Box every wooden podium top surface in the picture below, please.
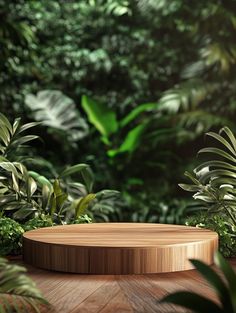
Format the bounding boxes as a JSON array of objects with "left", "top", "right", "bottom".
[{"left": 23, "top": 223, "right": 218, "bottom": 248}]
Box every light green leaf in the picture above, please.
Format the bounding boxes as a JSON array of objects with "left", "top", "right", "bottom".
[
  {"left": 75, "top": 193, "right": 96, "bottom": 218},
  {"left": 120, "top": 103, "right": 156, "bottom": 128},
  {"left": 108, "top": 123, "right": 146, "bottom": 157},
  {"left": 198, "top": 147, "right": 236, "bottom": 163},
  {"left": 0, "top": 113, "right": 13, "bottom": 134},
  {"left": 206, "top": 132, "right": 236, "bottom": 156},
  {"left": 220, "top": 127, "right": 236, "bottom": 153},
  {"left": 178, "top": 184, "right": 201, "bottom": 192},
  {"left": 60, "top": 164, "right": 88, "bottom": 178},
  {"left": 81, "top": 95, "right": 118, "bottom": 139}
]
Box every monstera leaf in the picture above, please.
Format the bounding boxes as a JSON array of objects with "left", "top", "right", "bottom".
[{"left": 25, "top": 90, "right": 88, "bottom": 141}]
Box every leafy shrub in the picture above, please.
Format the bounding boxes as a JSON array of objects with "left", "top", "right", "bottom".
[
  {"left": 23, "top": 215, "right": 53, "bottom": 232},
  {"left": 0, "top": 218, "right": 24, "bottom": 256},
  {"left": 180, "top": 126, "right": 236, "bottom": 256},
  {"left": 0, "top": 112, "right": 119, "bottom": 224},
  {"left": 70, "top": 214, "right": 92, "bottom": 224},
  {"left": 186, "top": 212, "right": 236, "bottom": 257}
]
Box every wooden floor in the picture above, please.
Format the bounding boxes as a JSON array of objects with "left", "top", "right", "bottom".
[{"left": 20, "top": 258, "right": 236, "bottom": 313}]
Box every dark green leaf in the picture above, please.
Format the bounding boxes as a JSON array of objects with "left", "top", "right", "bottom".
[{"left": 161, "top": 291, "right": 222, "bottom": 313}]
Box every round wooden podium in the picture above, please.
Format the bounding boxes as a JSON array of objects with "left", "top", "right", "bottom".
[{"left": 23, "top": 223, "right": 218, "bottom": 274}]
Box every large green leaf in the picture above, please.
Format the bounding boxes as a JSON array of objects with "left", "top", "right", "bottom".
[
  {"left": 120, "top": 103, "right": 157, "bottom": 128},
  {"left": 214, "top": 252, "right": 236, "bottom": 312},
  {"left": 60, "top": 164, "right": 88, "bottom": 178},
  {"left": 74, "top": 193, "right": 96, "bottom": 218},
  {"left": 25, "top": 90, "right": 88, "bottom": 141},
  {"left": 190, "top": 258, "right": 232, "bottom": 311},
  {"left": 81, "top": 95, "right": 118, "bottom": 139},
  {"left": 108, "top": 123, "right": 146, "bottom": 157},
  {"left": 161, "top": 291, "right": 222, "bottom": 313}
]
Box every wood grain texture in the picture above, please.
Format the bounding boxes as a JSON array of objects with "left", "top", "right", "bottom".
[
  {"left": 23, "top": 223, "right": 218, "bottom": 274},
  {"left": 18, "top": 258, "right": 236, "bottom": 313}
]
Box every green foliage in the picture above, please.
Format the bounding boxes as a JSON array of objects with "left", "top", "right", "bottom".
[
  {"left": 23, "top": 215, "right": 53, "bottom": 232},
  {"left": 180, "top": 127, "right": 236, "bottom": 228},
  {"left": 161, "top": 251, "right": 236, "bottom": 313},
  {"left": 25, "top": 90, "right": 88, "bottom": 142},
  {"left": 81, "top": 95, "right": 155, "bottom": 157},
  {"left": 70, "top": 214, "right": 92, "bottom": 225},
  {"left": 180, "top": 127, "right": 236, "bottom": 256},
  {"left": 0, "top": 218, "right": 24, "bottom": 256},
  {"left": 0, "top": 113, "right": 39, "bottom": 160},
  {"left": 2, "top": 0, "right": 236, "bottom": 225},
  {"left": 81, "top": 95, "right": 118, "bottom": 140},
  {"left": 186, "top": 212, "right": 236, "bottom": 257},
  {"left": 0, "top": 113, "right": 118, "bottom": 224},
  {"left": 0, "top": 257, "right": 51, "bottom": 312}
]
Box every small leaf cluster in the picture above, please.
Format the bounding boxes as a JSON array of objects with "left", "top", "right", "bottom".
[
  {"left": 186, "top": 212, "right": 236, "bottom": 257},
  {"left": 0, "top": 112, "right": 119, "bottom": 255},
  {"left": 0, "top": 218, "right": 24, "bottom": 256}
]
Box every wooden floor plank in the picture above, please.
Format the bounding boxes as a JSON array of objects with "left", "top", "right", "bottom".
[
  {"left": 71, "top": 279, "right": 132, "bottom": 313},
  {"left": 13, "top": 259, "right": 236, "bottom": 313},
  {"left": 98, "top": 288, "right": 134, "bottom": 313}
]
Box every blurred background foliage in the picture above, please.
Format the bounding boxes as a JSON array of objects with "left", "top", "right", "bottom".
[{"left": 1, "top": 0, "right": 236, "bottom": 224}]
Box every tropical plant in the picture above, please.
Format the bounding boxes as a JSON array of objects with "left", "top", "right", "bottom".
[
  {"left": 155, "top": 1, "right": 236, "bottom": 138},
  {"left": 180, "top": 126, "right": 236, "bottom": 256},
  {"left": 25, "top": 90, "right": 88, "bottom": 142},
  {"left": 78, "top": 94, "right": 156, "bottom": 157},
  {"left": 0, "top": 113, "right": 39, "bottom": 160},
  {"left": 186, "top": 212, "right": 236, "bottom": 257},
  {"left": 161, "top": 251, "right": 236, "bottom": 313},
  {"left": 0, "top": 112, "right": 119, "bottom": 224},
  {"left": 0, "top": 257, "right": 52, "bottom": 313},
  {"left": 0, "top": 218, "right": 24, "bottom": 256},
  {"left": 180, "top": 127, "right": 236, "bottom": 227}
]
